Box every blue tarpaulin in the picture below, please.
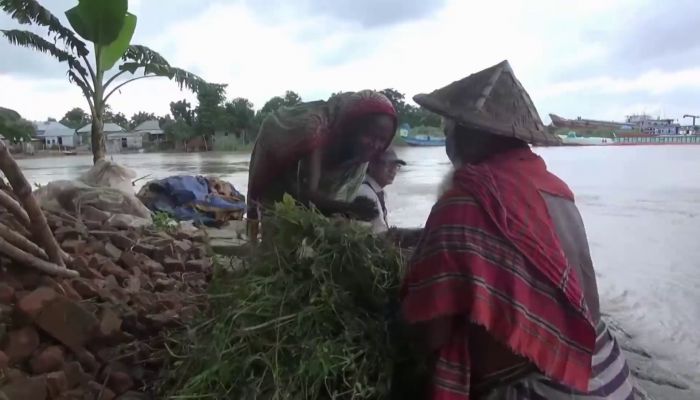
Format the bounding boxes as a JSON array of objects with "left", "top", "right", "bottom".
[{"left": 138, "top": 175, "right": 246, "bottom": 226}]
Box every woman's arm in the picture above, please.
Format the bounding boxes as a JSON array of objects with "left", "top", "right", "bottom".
[{"left": 293, "top": 149, "right": 377, "bottom": 219}]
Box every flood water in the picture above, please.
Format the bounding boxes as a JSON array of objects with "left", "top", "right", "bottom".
[{"left": 16, "top": 145, "right": 700, "bottom": 387}]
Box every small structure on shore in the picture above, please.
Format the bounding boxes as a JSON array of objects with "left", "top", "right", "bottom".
[
  {"left": 133, "top": 119, "right": 165, "bottom": 144},
  {"left": 35, "top": 121, "right": 77, "bottom": 149}
]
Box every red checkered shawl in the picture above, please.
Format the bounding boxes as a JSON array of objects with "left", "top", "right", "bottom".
[{"left": 401, "top": 147, "right": 595, "bottom": 399}]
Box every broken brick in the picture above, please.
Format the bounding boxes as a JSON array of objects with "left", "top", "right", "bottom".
[
  {"left": 99, "top": 261, "right": 130, "bottom": 281},
  {"left": 98, "top": 308, "right": 122, "bottom": 339},
  {"left": 0, "top": 374, "right": 47, "bottom": 400},
  {"left": 61, "top": 239, "right": 87, "bottom": 254},
  {"left": 3, "top": 326, "right": 40, "bottom": 365},
  {"left": 185, "top": 259, "right": 212, "bottom": 272},
  {"left": 104, "top": 242, "right": 122, "bottom": 260},
  {"left": 162, "top": 257, "right": 185, "bottom": 273},
  {"left": 119, "top": 252, "right": 140, "bottom": 271},
  {"left": 18, "top": 288, "right": 58, "bottom": 318},
  {"left": 88, "top": 381, "right": 116, "bottom": 400},
  {"left": 46, "top": 370, "right": 69, "bottom": 398},
  {"left": 0, "top": 283, "right": 14, "bottom": 305},
  {"left": 0, "top": 350, "right": 8, "bottom": 369},
  {"left": 30, "top": 346, "right": 65, "bottom": 374},
  {"left": 71, "top": 279, "right": 99, "bottom": 299},
  {"left": 104, "top": 370, "right": 134, "bottom": 395},
  {"left": 82, "top": 205, "right": 110, "bottom": 222},
  {"left": 33, "top": 297, "right": 98, "bottom": 351},
  {"left": 63, "top": 361, "right": 89, "bottom": 389}
]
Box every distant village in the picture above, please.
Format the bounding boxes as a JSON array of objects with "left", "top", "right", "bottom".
[{"left": 550, "top": 113, "right": 700, "bottom": 136}]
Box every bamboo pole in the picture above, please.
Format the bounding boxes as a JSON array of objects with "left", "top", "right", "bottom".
[
  {"left": 0, "top": 236, "right": 78, "bottom": 278},
  {"left": 0, "top": 188, "right": 31, "bottom": 227},
  {"left": 0, "top": 221, "right": 48, "bottom": 260},
  {"left": 0, "top": 142, "right": 68, "bottom": 268}
]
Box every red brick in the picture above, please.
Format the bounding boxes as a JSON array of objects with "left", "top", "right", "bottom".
[
  {"left": 0, "top": 350, "right": 8, "bottom": 369},
  {"left": 88, "top": 381, "right": 116, "bottom": 400},
  {"left": 30, "top": 346, "right": 65, "bottom": 374},
  {"left": 104, "top": 242, "right": 122, "bottom": 260},
  {"left": 18, "top": 287, "right": 58, "bottom": 318},
  {"left": 58, "top": 281, "right": 82, "bottom": 302},
  {"left": 71, "top": 279, "right": 99, "bottom": 299},
  {"left": 61, "top": 239, "right": 87, "bottom": 254},
  {"left": 185, "top": 258, "right": 212, "bottom": 272},
  {"left": 46, "top": 371, "right": 69, "bottom": 398},
  {"left": 119, "top": 252, "right": 140, "bottom": 271},
  {"left": 162, "top": 257, "right": 185, "bottom": 273},
  {"left": 63, "top": 361, "right": 89, "bottom": 389},
  {"left": 104, "top": 370, "right": 134, "bottom": 395},
  {"left": 0, "top": 374, "right": 47, "bottom": 400},
  {"left": 3, "top": 326, "right": 40, "bottom": 365},
  {"left": 82, "top": 205, "right": 110, "bottom": 222},
  {"left": 33, "top": 297, "right": 98, "bottom": 351},
  {"left": 100, "top": 261, "right": 131, "bottom": 281},
  {"left": 0, "top": 283, "right": 15, "bottom": 304},
  {"left": 98, "top": 308, "right": 122, "bottom": 339}
]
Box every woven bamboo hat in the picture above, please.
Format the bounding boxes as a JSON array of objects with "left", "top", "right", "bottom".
[{"left": 413, "top": 60, "right": 561, "bottom": 146}]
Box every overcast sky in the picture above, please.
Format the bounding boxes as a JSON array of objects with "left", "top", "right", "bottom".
[{"left": 2, "top": 0, "right": 700, "bottom": 124}]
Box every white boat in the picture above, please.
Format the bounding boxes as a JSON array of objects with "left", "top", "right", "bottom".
[{"left": 558, "top": 132, "right": 612, "bottom": 146}]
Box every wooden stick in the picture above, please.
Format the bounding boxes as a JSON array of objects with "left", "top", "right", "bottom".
[
  {"left": 0, "top": 142, "right": 66, "bottom": 267},
  {"left": 0, "top": 221, "right": 48, "bottom": 260},
  {"left": 0, "top": 237, "right": 78, "bottom": 278},
  {"left": 0, "top": 189, "right": 31, "bottom": 227}
]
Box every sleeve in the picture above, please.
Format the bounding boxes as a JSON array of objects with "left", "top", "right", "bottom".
[{"left": 353, "top": 184, "right": 388, "bottom": 233}]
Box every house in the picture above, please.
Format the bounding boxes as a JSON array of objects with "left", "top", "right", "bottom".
[
  {"left": 106, "top": 131, "right": 143, "bottom": 153},
  {"left": 77, "top": 122, "right": 127, "bottom": 142},
  {"left": 133, "top": 120, "right": 164, "bottom": 143},
  {"left": 35, "top": 121, "right": 78, "bottom": 148}
]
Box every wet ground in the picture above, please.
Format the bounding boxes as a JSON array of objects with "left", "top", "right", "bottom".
[{"left": 17, "top": 145, "right": 700, "bottom": 396}]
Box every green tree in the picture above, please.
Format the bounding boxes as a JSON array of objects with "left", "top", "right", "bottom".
[
  {"left": 1, "top": 0, "right": 211, "bottom": 163},
  {"left": 283, "top": 90, "right": 302, "bottom": 107},
  {"left": 170, "top": 99, "right": 193, "bottom": 125},
  {"left": 60, "top": 107, "right": 90, "bottom": 129},
  {"left": 222, "top": 97, "right": 255, "bottom": 142},
  {"left": 193, "top": 83, "right": 227, "bottom": 150},
  {"left": 129, "top": 111, "right": 155, "bottom": 129},
  {"left": 0, "top": 107, "right": 34, "bottom": 143}
]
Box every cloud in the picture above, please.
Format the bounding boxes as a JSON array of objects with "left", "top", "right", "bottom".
[
  {"left": 2, "top": 0, "right": 700, "bottom": 125},
  {"left": 242, "top": 0, "right": 448, "bottom": 28}
]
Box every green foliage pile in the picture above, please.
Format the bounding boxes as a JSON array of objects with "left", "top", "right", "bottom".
[{"left": 163, "top": 196, "right": 407, "bottom": 399}]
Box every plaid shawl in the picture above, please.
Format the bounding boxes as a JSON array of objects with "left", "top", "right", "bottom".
[{"left": 401, "top": 147, "right": 595, "bottom": 399}]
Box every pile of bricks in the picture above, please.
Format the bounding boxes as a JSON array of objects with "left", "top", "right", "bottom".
[
  {"left": 0, "top": 144, "right": 215, "bottom": 400},
  {"left": 0, "top": 213, "right": 213, "bottom": 400}
]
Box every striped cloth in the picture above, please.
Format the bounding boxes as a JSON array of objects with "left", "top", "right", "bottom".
[
  {"left": 400, "top": 148, "right": 599, "bottom": 399},
  {"left": 482, "top": 320, "right": 644, "bottom": 399}
]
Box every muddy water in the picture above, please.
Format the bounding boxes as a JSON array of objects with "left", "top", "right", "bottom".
[{"left": 16, "top": 145, "right": 700, "bottom": 387}]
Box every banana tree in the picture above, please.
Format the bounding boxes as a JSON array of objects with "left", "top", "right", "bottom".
[{"left": 1, "top": 0, "right": 211, "bottom": 163}]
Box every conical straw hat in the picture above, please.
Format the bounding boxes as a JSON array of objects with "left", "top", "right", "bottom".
[{"left": 413, "top": 60, "right": 561, "bottom": 146}]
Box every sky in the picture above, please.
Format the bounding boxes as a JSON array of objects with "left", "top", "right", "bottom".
[{"left": 2, "top": 0, "right": 700, "bottom": 125}]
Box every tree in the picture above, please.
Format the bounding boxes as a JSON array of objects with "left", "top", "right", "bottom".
[
  {"left": 129, "top": 111, "right": 155, "bottom": 129},
  {"left": 60, "top": 107, "right": 90, "bottom": 129},
  {"left": 110, "top": 112, "right": 128, "bottom": 129},
  {"left": 379, "top": 88, "right": 441, "bottom": 129},
  {"left": 193, "top": 83, "right": 227, "bottom": 150},
  {"left": 1, "top": 0, "right": 212, "bottom": 163},
  {"left": 170, "top": 99, "right": 193, "bottom": 126},
  {"left": 158, "top": 114, "right": 172, "bottom": 129},
  {"left": 222, "top": 97, "right": 255, "bottom": 141},
  {"left": 0, "top": 107, "right": 34, "bottom": 143},
  {"left": 47, "top": 117, "right": 57, "bottom": 122},
  {"left": 283, "top": 90, "right": 302, "bottom": 107}
]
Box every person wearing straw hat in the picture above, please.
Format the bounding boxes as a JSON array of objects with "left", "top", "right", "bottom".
[{"left": 396, "top": 61, "right": 642, "bottom": 399}]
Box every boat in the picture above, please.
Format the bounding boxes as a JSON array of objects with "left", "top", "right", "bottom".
[
  {"left": 62, "top": 150, "right": 77, "bottom": 156},
  {"left": 558, "top": 132, "right": 612, "bottom": 146},
  {"left": 402, "top": 135, "right": 446, "bottom": 147}
]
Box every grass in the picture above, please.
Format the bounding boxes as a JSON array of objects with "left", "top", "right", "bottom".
[{"left": 159, "top": 195, "right": 410, "bottom": 399}]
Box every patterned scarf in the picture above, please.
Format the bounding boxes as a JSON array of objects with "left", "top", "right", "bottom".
[{"left": 401, "top": 147, "right": 595, "bottom": 399}]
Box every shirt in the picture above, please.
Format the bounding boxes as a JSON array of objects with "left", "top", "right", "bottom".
[{"left": 354, "top": 176, "right": 388, "bottom": 233}]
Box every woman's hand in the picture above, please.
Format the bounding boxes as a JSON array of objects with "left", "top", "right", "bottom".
[{"left": 348, "top": 196, "right": 378, "bottom": 221}]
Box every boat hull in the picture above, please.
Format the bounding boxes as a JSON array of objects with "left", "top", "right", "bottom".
[{"left": 403, "top": 137, "right": 446, "bottom": 147}]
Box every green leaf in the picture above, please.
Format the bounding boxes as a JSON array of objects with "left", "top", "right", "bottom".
[
  {"left": 99, "top": 12, "right": 136, "bottom": 71},
  {"left": 65, "top": 0, "right": 127, "bottom": 45}
]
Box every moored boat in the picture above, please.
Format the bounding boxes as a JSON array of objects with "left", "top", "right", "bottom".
[{"left": 402, "top": 135, "right": 446, "bottom": 147}]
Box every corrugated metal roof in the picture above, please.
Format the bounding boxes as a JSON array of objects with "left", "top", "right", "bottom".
[
  {"left": 133, "top": 119, "right": 162, "bottom": 132},
  {"left": 77, "top": 122, "right": 125, "bottom": 133}
]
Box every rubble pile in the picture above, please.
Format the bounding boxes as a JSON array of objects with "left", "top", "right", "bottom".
[{"left": 0, "top": 143, "right": 214, "bottom": 400}]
